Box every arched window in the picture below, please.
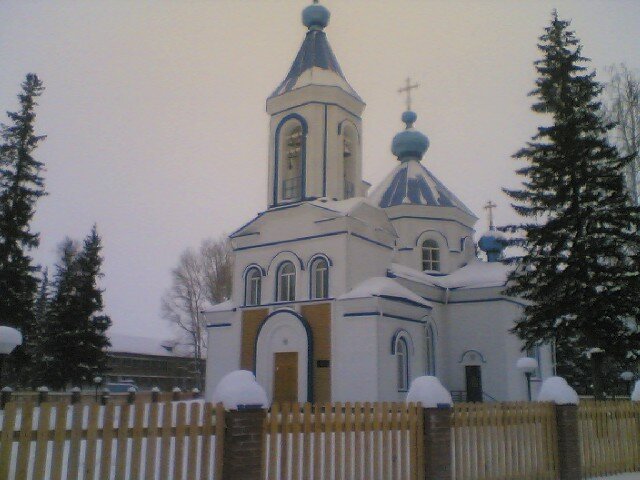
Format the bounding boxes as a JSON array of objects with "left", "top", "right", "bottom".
[
  {"left": 282, "top": 124, "right": 303, "bottom": 201},
  {"left": 421, "top": 239, "right": 440, "bottom": 272},
  {"left": 244, "top": 268, "right": 262, "bottom": 306},
  {"left": 342, "top": 126, "right": 358, "bottom": 199},
  {"left": 425, "top": 323, "right": 436, "bottom": 376},
  {"left": 310, "top": 258, "right": 329, "bottom": 299},
  {"left": 277, "top": 261, "right": 296, "bottom": 302},
  {"left": 396, "top": 337, "right": 409, "bottom": 392}
]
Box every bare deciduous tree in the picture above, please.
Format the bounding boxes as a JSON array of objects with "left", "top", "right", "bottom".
[
  {"left": 162, "top": 235, "right": 233, "bottom": 388},
  {"left": 603, "top": 64, "right": 640, "bottom": 204}
]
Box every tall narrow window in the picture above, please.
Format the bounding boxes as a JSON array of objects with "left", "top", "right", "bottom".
[
  {"left": 425, "top": 323, "right": 436, "bottom": 376},
  {"left": 244, "top": 268, "right": 262, "bottom": 306},
  {"left": 397, "top": 337, "right": 409, "bottom": 391},
  {"left": 421, "top": 240, "right": 440, "bottom": 272},
  {"left": 310, "top": 258, "right": 329, "bottom": 299},
  {"left": 277, "top": 261, "right": 296, "bottom": 302},
  {"left": 342, "top": 127, "right": 357, "bottom": 199},
  {"left": 283, "top": 125, "right": 303, "bottom": 201}
]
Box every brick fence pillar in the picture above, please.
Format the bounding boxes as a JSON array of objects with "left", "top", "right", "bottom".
[
  {"left": 222, "top": 406, "right": 266, "bottom": 480},
  {"left": 423, "top": 406, "right": 452, "bottom": 480},
  {"left": 555, "top": 404, "right": 582, "bottom": 480}
]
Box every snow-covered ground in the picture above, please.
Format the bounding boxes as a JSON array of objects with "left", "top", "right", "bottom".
[{"left": 589, "top": 474, "right": 640, "bottom": 480}]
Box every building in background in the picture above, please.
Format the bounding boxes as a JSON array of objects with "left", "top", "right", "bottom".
[{"left": 106, "top": 333, "right": 204, "bottom": 391}]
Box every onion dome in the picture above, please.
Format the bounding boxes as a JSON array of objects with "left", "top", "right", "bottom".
[
  {"left": 391, "top": 110, "right": 430, "bottom": 161},
  {"left": 478, "top": 229, "right": 507, "bottom": 262},
  {"left": 302, "top": 2, "right": 330, "bottom": 30}
]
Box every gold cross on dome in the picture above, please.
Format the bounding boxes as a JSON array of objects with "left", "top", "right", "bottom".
[
  {"left": 484, "top": 200, "right": 497, "bottom": 229},
  {"left": 398, "top": 77, "right": 420, "bottom": 111}
]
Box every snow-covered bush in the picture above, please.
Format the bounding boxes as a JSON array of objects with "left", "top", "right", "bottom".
[
  {"left": 537, "top": 376, "right": 579, "bottom": 405},
  {"left": 211, "top": 370, "right": 269, "bottom": 410},
  {"left": 406, "top": 376, "right": 452, "bottom": 408}
]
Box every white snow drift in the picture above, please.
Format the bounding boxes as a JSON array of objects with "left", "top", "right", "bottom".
[{"left": 211, "top": 370, "right": 269, "bottom": 410}]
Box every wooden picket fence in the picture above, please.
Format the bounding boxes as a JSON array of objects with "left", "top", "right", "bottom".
[
  {"left": 263, "top": 402, "right": 424, "bottom": 480},
  {"left": 579, "top": 400, "right": 640, "bottom": 478},
  {"left": 451, "top": 402, "right": 559, "bottom": 480},
  {"left": 0, "top": 401, "right": 224, "bottom": 480}
]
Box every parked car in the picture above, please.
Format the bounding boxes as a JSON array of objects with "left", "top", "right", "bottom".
[{"left": 105, "top": 382, "right": 138, "bottom": 393}]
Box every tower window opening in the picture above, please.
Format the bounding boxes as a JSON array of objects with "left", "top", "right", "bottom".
[
  {"left": 421, "top": 240, "right": 440, "bottom": 272},
  {"left": 342, "top": 128, "right": 357, "bottom": 199},
  {"left": 282, "top": 125, "right": 303, "bottom": 200},
  {"left": 277, "top": 261, "right": 296, "bottom": 302}
]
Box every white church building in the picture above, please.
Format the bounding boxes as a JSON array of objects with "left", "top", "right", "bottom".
[{"left": 204, "top": 2, "right": 553, "bottom": 404}]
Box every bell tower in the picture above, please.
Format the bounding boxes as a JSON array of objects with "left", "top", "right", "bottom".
[{"left": 266, "top": 1, "right": 366, "bottom": 208}]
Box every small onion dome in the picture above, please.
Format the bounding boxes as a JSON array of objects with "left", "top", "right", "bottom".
[
  {"left": 302, "top": 2, "right": 330, "bottom": 30},
  {"left": 391, "top": 110, "right": 430, "bottom": 161},
  {"left": 478, "top": 229, "right": 507, "bottom": 262}
]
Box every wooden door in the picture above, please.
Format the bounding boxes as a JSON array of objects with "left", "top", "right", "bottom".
[
  {"left": 465, "top": 365, "right": 483, "bottom": 402},
  {"left": 273, "top": 352, "right": 298, "bottom": 403}
]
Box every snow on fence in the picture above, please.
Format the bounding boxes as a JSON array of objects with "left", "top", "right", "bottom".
[
  {"left": 262, "top": 401, "right": 424, "bottom": 480},
  {"left": 451, "top": 402, "right": 559, "bottom": 480},
  {"left": 579, "top": 400, "right": 640, "bottom": 478},
  {"left": 0, "top": 400, "right": 224, "bottom": 480}
]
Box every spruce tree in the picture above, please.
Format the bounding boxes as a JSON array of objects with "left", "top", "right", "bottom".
[
  {"left": 0, "top": 74, "right": 46, "bottom": 385},
  {"left": 505, "top": 12, "right": 640, "bottom": 399},
  {"left": 38, "top": 228, "right": 111, "bottom": 389}
]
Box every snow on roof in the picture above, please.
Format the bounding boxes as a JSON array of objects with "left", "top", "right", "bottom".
[
  {"left": 269, "top": 29, "right": 362, "bottom": 101},
  {"left": 202, "top": 300, "right": 236, "bottom": 313},
  {"left": 390, "top": 258, "right": 512, "bottom": 290},
  {"left": 338, "top": 277, "right": 433, "bottom": 308},
  {"left": 310, "top": 197, "right": 370, "bottom": 215},
  {"left": 108, "top": 333, "right": 186, "bottom": 357},
  {"left": 368, "top": 159, "right": 476, "bottom": 217}
]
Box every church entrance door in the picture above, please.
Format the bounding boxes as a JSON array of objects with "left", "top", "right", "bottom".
[
  {"left": 273, "top": 352, "right": 298, "bottom": 403},
  {"left": 465, "top": 365, "right": 483, "bottom": 402}
]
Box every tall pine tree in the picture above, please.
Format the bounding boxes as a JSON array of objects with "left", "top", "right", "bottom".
[
  {"left": 38, "top": 227, "right": 111, "bottom": 389},
  {"left": 505, "top": 12, "right": 640, "bottom": 399},
  {"left": 0, "top": 74, "right": 46, "bottom": 385}
]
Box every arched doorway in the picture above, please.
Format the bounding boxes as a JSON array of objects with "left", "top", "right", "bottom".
[{"left": 255, "top": 310, "right": 312, "bottom": 403}]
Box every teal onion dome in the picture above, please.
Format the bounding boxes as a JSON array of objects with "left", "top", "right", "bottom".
[
  {"left": 302, "top": 2, "right": 330, "bottom": 30},
  {"left": 478, "top": 229, "right": 507, "bottom": 262},
  {"left": 391, "top": 110, "right": 430, "bottom": 161}
]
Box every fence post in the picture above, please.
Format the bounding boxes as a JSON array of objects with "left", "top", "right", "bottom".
[
  {"left": 70, "top": 387, "right": 81, "bottom": 404},
  {"left": 423, "top": 405, "right": 452, "bottom": 480},
  {"left": 127, "top": 387, "right": 136, "bottom": 404},
  {"left": 37, "top": 386, "right": 49, "bottom": 405},
  {"left": 151, "top": 387, "right": 160, "bottom": 403},
  {"left": 222, "top": 405, "right": 266, "bottom": 480},
  {"left": 555, "top": 404, "right": 582, "bottom": 480},
  {"left": 172, "top": 387, "right": 182, "bottom": 401},
  {"left": 0, "top": 386, "right": 12, "bottom": 408}
]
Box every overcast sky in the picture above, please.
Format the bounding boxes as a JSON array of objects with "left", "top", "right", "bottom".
[{"left": 2, "top": 1, "right": 639, "bottom": 341}]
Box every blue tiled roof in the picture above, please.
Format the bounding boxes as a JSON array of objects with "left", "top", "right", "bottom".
[
  {"left": 269, "top": 30, "right": 361, "bottom": 101},
  {"left": 369, "top": 160, "right": 476, "bottom": 216}
]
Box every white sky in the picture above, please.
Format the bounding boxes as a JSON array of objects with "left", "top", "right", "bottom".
[{"left": 2, "top": 1, "right": 639, "bottom": 340}]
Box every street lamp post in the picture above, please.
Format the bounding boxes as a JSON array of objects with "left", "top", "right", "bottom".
[
  {"left": 0, "top": 326, "right": 23, "bottom": 387},
  {"left": 93, "top": 376, "right": 102, "bottom": 402},
  {"left": 517, "top": 357, "right": 538, "bottom": 401},
  {"left": 620, "top": 371, "right": 634, "bottom": 397}
]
